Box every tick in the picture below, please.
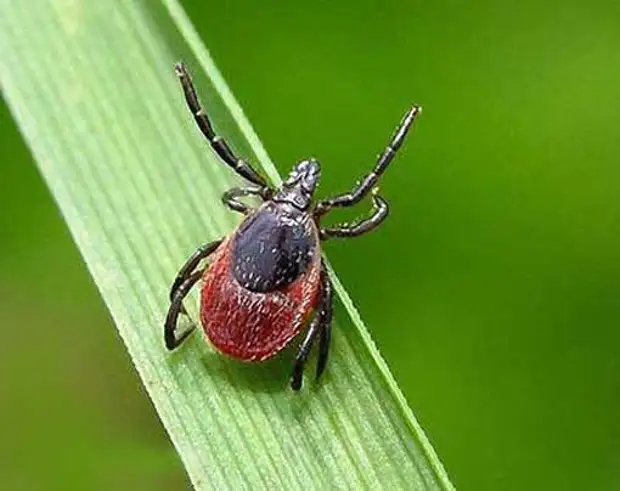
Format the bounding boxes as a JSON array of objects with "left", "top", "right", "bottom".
[{"left": 165, "top": 63, "right": 421, "bottom": 390}]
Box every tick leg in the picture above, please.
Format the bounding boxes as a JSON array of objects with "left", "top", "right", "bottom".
[
  {"left": 165, "top": 268, "right": 205, "bottom": 350},
  {"left": 291, "top": 262, "right": 333, "bottom": 391},
  {"left": 315, "top": 268, "right": 333, "bottom": 380},
  {"left": 314, "top": 105, "right": 420, "bottom": 217},
  {"left": 321, "top": 193, "right": 389, "bottom": 240},
  {"left": 169, "top": 239, "right": 222, "bottom": 304},
  {"left": 222, "top": 186, "right": 273, "bottom": 215},
  {"left": 175, "top": 63, "right": 271, "bottom": 189}
]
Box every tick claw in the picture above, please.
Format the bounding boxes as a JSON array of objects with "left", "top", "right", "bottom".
[{"left": 291, "top": 375, "right": 302, "bottom": 391}]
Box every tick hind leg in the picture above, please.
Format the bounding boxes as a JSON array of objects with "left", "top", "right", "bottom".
[
  {"left": 169, "top": 239, "right": 222, "bottom": 304},
  {"left": 165, "top": 239, "right": 221, "bottom": 350},
  {"left": 175, "top": 63, "right": 270, "bottom": 189},
  {"left": 291, "top": 262, "right": 334, "bottom": 391},
  {"left": 165, "top": 268, "right": 205, "bottom": 350}
]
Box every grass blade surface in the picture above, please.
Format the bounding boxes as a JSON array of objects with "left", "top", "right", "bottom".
[{"left": 0, "top": 0, "right": 453, "bottom": 489}]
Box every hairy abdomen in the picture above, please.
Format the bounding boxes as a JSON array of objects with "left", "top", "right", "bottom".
[{"left": 200, "top": 228, "right": 321, "bottom": 361}]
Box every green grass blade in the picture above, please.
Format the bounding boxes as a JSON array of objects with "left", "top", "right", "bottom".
[{"left": 0, "top": 1, "right": 453, "bottom": 489}]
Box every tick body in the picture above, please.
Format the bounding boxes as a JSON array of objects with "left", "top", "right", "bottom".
[{"left": 165, "top": 63, "right": 421, "bottom": 390}]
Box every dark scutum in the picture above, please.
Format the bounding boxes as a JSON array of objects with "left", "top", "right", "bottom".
[{"left": 232, "top": 205, "right": 316, "bottom": 293}]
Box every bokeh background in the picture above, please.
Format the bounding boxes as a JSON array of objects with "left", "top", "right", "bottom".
[{"left": 2, "top": 0, "right": 619, "bottom": 490}]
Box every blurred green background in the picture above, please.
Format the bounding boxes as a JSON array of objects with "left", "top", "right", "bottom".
[{"left": 2, "top": 0, "right": 619, "bottom": 490}]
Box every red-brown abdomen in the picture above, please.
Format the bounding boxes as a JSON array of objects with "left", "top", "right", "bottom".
[{"left": 200, "top": 236, "right": 322, "bottom": 361}]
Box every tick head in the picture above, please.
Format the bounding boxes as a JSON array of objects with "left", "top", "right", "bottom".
[
  {"left": 286, "top": 158, "right": 321, "bottom": 193},
  {"left": 273, "top": 159, "right": 321, "bottom": 210}
]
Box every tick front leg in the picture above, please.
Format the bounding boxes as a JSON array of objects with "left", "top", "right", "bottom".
[
  {"left": 222, "top": 186, "right": 273, "bottom": 215},
  {"left": 314, "top": 105, "right": 420, "bottom": 217},
  {"left": 291, "top": 262, "right": 334, "bottom": 391},
  {"left": 320, "top": 194, "right": 389, "bottom": 240},
  {"left": 165, "top": 267, "right": 205, "bottom": 350},
  {"left": 175, "top": 63, "right": 271, "bottom": 189}
]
